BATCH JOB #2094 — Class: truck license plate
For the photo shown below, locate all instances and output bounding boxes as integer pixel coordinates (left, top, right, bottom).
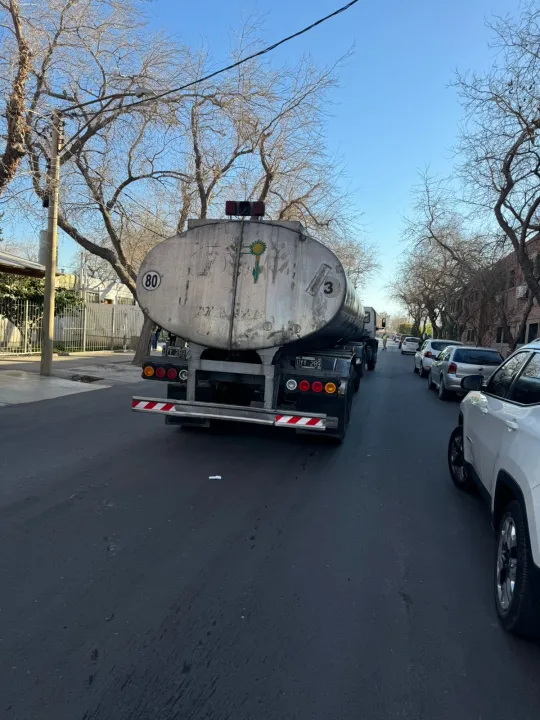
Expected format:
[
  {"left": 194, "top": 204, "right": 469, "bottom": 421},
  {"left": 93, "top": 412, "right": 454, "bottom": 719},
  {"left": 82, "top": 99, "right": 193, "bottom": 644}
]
[{"left": 295, "top": 356, "right": 322, "bottom": 370}]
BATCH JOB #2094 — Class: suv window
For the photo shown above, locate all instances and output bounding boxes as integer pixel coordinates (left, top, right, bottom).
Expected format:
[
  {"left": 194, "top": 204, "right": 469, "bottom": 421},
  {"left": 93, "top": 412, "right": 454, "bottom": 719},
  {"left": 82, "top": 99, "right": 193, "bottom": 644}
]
[
  {"left": 453, "top": 349, "right": 503, "bottom": 365},
  {"left": 486, "top": 352, "right": 530, "bottom": 399},
  {"left": 509, "top": 353, "right": 540, "bottom": 405}
]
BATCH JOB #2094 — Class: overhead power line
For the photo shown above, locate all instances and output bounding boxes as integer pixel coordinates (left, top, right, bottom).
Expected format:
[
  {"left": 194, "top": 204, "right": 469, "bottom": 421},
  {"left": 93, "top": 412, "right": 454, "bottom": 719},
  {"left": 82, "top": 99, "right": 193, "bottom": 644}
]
[{"left": 60, "top": 0, "right": 360, "bottom": 116}]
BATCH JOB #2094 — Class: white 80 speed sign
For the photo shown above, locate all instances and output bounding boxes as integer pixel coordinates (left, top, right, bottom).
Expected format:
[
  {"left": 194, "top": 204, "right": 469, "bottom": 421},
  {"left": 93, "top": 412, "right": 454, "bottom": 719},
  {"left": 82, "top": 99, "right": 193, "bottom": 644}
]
[{"left": 141, "top": 270, "right": 161, "bottom": 291}]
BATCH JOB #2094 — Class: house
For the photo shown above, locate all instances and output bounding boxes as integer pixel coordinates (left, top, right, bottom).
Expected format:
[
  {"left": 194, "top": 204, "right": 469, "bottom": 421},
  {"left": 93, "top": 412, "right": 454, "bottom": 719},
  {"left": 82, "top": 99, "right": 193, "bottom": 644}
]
[{"left": 458, "top": 237, "right": 540, "bottom": 354}]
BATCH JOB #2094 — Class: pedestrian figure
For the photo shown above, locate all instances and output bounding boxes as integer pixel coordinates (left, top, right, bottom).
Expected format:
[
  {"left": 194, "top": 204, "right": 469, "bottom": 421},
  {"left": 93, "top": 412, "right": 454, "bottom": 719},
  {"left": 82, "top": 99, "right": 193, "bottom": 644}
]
[
  {"left": 382, "top": 333, "right": 388, "bottom": 351},
  {"left": 152, "top": 326, "right": 161, "bottom": 351}
]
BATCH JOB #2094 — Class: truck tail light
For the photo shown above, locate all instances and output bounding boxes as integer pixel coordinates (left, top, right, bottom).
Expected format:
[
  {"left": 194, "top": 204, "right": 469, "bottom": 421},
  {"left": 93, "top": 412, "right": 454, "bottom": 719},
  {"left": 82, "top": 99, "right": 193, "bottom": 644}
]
[
  {"left": 286, "top": 379, "right": 298, "bottom": 391},
  {"left": 143, "top": 365, "right": 154, "bottom": 377},
  {"left": 155, "top": 367, "right": 166, "bottom": 379},
  {"left": 179, "top": 369, "right": 188, "bottom": 381},
  {"left": 225, "top": 200, "right": 265, "bottom": 217},
  {"left": 325, "top": 382, "right": 337, "bottom": 394},
  {"left": 298, "top": 380, "right": 310, "bottom": 392},
  {"left": 167, "top": 368, "right": 178, "bottom": 380},
  {"left": 312, "top": 381, "right": 323, "bottom": 393},
  {"left": 448, "top": 363, "right": 457, "bottom": 375}
]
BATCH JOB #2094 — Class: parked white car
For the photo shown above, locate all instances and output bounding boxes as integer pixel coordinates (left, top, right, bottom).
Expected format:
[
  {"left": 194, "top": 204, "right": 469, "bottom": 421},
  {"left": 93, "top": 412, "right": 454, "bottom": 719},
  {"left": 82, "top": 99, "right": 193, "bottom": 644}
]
[
  {"left": 414, "top": 338, "right": 463, "bottom": 377},
  {"left": 448, "top": 341, "right": 540, "bottom": 639},
  {"left": 401, "top": 336, "right": 421, "bottom": 355}
]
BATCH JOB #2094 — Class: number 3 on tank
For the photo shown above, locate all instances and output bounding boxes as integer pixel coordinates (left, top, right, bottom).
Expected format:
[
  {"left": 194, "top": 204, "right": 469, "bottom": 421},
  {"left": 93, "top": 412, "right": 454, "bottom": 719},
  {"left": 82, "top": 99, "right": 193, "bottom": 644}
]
[{"left": 141, "top": 270, "right": 161, "bottom": 291}]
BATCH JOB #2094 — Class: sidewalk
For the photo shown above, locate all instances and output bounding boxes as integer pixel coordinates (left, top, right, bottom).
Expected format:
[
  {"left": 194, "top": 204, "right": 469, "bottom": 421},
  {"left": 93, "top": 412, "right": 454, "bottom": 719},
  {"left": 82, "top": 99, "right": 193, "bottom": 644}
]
[{"left": 0, "top": 351, "right": 144, "bottom": 406}]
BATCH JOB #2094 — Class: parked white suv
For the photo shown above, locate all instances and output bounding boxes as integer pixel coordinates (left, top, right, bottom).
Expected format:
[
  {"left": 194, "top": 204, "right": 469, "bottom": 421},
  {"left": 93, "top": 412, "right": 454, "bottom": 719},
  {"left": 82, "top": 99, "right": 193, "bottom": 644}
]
[{"left": 448, "top": 341, "right": 540, "bottom": 639}]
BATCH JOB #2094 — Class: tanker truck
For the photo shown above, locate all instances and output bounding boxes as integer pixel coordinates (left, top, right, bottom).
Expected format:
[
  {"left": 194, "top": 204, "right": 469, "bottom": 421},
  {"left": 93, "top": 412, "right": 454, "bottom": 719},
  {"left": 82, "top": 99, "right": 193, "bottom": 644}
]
[{"left": 131, "top": 203, "right": 380, "bottom": 441}]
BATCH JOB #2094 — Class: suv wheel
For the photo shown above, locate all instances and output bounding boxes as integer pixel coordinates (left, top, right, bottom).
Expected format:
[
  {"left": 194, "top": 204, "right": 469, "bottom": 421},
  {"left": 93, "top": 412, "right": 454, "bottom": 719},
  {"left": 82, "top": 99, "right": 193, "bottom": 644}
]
[
  {"left": 494, "top": 500, "right": 540, "bottom": 639},
  {"left": 447, "top": 427, "right": 474, "bottom": 492}
]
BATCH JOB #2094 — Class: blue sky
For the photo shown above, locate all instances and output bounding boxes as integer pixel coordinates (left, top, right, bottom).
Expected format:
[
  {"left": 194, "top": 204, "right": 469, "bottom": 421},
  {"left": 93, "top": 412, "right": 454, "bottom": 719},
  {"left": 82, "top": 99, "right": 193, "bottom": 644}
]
[
  {"left": 53, "top": 0, "right": 515, "bottom": 312},
  {"left": 145, "top": 0, "right": 516, "bottom": 313}
]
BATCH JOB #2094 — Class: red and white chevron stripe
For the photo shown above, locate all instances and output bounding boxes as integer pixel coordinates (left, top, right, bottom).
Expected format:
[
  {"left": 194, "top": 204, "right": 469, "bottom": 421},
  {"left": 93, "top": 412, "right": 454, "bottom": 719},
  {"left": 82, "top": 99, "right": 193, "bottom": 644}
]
[
  {"left": 275, "top": 414, "right": 325, "bottom": 429},
  {"left": 132, "top": 400, "right": 175, "bottom": 413}
]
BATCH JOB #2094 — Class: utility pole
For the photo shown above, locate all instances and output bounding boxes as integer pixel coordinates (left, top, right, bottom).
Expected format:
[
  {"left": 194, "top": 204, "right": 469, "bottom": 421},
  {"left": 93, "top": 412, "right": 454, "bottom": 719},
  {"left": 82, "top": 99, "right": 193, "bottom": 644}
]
[{"left": 40, "top": 111, "right": 62, "bottom": 376}]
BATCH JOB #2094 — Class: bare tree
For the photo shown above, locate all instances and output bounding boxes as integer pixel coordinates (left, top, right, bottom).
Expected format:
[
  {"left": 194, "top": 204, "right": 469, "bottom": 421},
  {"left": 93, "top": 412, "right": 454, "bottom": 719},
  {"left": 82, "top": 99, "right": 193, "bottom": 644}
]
[
  {"left": 456, "top": 3, "right": 540, "bottom": 305},
  {"left": 0, "top": 0, "right": 31, "bottom": 195},
  {"left": 1, "top": 8, "right": 374, "bottom": 362}
]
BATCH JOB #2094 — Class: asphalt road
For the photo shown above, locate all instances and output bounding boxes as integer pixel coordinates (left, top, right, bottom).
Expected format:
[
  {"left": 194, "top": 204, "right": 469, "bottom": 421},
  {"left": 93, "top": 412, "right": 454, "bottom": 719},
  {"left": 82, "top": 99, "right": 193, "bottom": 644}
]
[{"left": 2, "top": 344, "right": 540, "bottom": 720}]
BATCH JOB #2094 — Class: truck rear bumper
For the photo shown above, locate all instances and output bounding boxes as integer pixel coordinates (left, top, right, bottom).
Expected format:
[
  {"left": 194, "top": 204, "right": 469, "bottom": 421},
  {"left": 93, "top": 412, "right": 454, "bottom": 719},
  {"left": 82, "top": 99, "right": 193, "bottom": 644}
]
[{"left": 131, "top": 396, "right": 337, "bottom": 432}]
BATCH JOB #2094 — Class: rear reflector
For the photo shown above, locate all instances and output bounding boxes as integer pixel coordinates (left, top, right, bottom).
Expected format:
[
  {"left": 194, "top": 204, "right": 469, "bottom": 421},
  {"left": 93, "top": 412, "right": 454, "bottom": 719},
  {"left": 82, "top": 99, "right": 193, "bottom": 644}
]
[
  {"left": 143, "top": 366, "right": 154, "bottom": 377},
  {"left": 299, "top": 380, "right": 310, "bottom": 392},
  {"left": 448, "top": 363, "right": 457, "bottom": 374},
  {"left": 155, "top": 367, "right": 166, "bottom": 379}
]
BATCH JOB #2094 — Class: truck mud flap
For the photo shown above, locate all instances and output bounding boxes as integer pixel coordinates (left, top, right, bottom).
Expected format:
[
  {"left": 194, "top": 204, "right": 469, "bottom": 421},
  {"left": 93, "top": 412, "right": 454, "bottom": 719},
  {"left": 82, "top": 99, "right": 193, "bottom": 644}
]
[{"left": 131, "top": 397, "right": 337, "bottom": 432}]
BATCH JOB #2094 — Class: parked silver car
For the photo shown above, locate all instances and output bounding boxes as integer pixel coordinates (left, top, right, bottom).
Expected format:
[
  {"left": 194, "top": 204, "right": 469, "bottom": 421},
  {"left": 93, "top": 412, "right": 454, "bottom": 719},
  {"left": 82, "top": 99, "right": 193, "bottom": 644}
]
[
  {"left": 428, "top": 346, "right": 504, "bottom": 400},
  {"left": 414, "top": 338, "right": 463, "bottom": 377}
]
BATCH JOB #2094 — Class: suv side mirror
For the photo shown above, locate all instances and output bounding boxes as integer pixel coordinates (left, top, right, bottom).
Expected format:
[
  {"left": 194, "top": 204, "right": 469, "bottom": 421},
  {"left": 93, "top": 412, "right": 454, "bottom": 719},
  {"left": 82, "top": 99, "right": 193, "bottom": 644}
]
[{"left": 461, "top": 375, "right": 484, "bottom": 392}]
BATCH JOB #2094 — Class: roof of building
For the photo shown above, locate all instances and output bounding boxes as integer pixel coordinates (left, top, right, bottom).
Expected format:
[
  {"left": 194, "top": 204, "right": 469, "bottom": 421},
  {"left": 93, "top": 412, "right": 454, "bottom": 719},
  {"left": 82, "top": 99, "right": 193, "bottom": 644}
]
[{"left": 0, "top": 249, "right": 48, "bottom": 278}]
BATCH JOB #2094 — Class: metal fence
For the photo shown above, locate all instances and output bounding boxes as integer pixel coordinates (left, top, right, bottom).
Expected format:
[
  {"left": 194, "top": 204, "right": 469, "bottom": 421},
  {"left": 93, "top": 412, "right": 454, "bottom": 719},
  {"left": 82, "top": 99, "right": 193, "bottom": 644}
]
[{"left": 0, "top": 299, "right": 144, "bottom": 354}]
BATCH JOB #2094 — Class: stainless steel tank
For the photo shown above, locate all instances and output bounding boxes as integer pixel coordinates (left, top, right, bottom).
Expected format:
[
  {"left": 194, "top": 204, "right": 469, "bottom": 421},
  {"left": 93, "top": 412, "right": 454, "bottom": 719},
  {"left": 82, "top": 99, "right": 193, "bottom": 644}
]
[{"left": 137, "top": 219, "right": 364, "bottom": 351}]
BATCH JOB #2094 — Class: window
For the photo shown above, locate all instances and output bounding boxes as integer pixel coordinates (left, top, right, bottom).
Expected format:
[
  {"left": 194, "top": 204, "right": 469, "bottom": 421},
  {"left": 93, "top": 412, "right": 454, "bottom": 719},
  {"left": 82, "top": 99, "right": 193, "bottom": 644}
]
[
  {"left": 438, "top": 348, "right": 451, "bottom": 362},
  {"left": 496, "top": 326, "right": 512, "bottom": 344},
  {"left": 431, "top": 341, "right": 461, "bottom": 352},
  {"left": 509, "top": 268, "right": 516, "bottom": 288},
  {"left": 453, "top": 348, "right": 503, "bottom": 365},
  {"left": 486, "top": 352, "right": 530, "bottom": 399},
  {"left": 518, "top": 325, "right": 527, "bottom": 345},
  {"left": 466, "top": 329, "right": 475, "bottom": 342},
  {"left": 509, "top": 353, "right": 540, "bottom": 405},
  {"left": 527, "top": 323, "right": 539, "bottom": 343}
]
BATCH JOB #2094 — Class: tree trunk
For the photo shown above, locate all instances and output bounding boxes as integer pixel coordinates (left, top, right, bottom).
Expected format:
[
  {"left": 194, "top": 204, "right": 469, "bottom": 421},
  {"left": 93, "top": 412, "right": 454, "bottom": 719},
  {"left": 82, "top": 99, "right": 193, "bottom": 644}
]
[{"left": 132, "top": 314, "right": 154, "bottom": 366}]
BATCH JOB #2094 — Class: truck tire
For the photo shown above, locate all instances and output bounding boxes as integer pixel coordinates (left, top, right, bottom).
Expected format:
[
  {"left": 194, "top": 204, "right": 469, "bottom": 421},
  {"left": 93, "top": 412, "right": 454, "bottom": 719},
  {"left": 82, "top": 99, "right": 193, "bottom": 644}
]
[{"left": 366, "top": 346, "right": 376, "bottom": 371}]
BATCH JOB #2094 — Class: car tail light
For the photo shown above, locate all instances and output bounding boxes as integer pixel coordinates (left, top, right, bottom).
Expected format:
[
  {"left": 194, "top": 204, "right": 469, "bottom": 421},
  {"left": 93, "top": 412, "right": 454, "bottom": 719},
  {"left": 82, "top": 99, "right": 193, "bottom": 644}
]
[
  {"left": 155, "top": 367, "right": 166, "bottom": 379},
  {"left": 448, "top": 362, "right": 457, "bottom": 374},
  {"left": 286, "top": 379, "right": 298, "bottom": 391},
  {"left": 325, "top": 382, "right": 337, "bottom": 394},
  {"left": 425, "top": 351, "right": 432, "bottom": 358},
  {"left": 167, "top": 368, "right": 178, "bottom": 380},
  {"left": 312, "top": 381, "right": 323, "bottom": 393},
  {"left": 143, "top": 365, "right": 154, "bottom": 377},
  {"left": 299, "top": 380, "right": 310, "bottom": 392}
]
